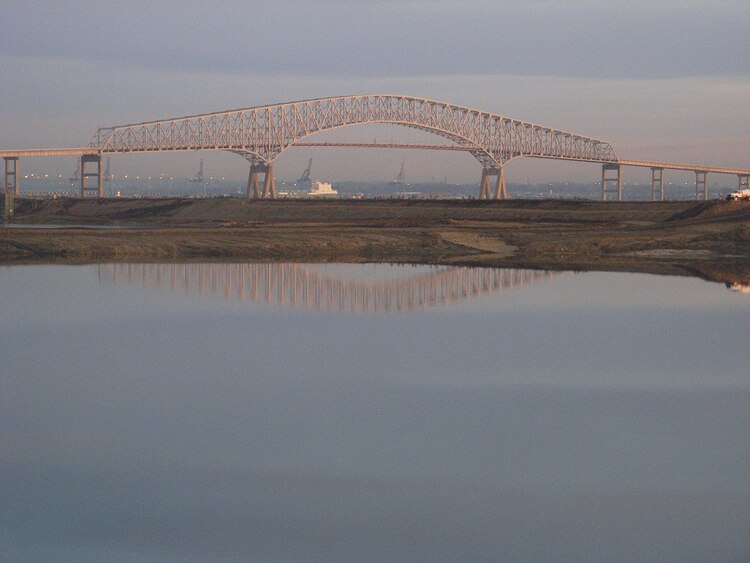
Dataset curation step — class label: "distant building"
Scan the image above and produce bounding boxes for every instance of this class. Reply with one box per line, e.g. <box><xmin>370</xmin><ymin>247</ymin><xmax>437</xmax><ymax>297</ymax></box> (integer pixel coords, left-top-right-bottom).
<box><xmin>394</xmin><ymin>191</ymin><xmax>423</xmax><ymax>199</ymax></box>
<box><xmin>308</xmin><ymin>181</ymin><xmax>339</xmax><ymax>198</ymax></box>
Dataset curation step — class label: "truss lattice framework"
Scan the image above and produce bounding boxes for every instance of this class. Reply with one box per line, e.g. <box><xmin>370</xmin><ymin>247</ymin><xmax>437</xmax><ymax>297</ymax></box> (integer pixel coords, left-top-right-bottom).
<box><xmin>90</xmin><ymin>95</ymin><xmax>618</xmax><ymax>167</ymax></box>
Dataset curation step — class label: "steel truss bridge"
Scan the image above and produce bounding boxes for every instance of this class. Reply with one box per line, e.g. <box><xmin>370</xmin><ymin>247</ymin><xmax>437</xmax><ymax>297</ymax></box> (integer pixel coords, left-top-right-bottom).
<box><xmin>2</xmin><ymin>94</ymin><xmax>749</xmax><ymax>202</ymax></box>
<box><xmin>97</xmin><ymin>263</ymin><xmax>556</xmax><ymax>315</ymax></box>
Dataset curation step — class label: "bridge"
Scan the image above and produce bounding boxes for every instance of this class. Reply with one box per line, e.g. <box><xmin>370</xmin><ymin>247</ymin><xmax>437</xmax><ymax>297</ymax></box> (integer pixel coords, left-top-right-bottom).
<box><xmin>2</xmin><ymin>94</ymin><xmax>749</xmax><ymax>202</ymax></box>
<box><xmin>97</xmin><ymin>263</ymin><xmax>557</xmax><ymax>315</ymax></box>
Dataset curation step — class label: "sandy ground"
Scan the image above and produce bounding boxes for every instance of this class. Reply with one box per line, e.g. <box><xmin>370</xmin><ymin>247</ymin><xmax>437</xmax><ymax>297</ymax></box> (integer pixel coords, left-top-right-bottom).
<box><xmin>1</xmin><ymin>197</ymin><xmax>749</xmax><ymax>284</ymax></box>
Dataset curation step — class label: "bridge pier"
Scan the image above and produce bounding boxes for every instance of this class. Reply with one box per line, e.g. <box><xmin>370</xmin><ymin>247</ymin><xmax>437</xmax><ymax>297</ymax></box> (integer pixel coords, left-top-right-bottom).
<box><xmin>2</xmin><ymin>190</ymin><xmax>12</xmax><ymax>221</ymax></box>
<box><xmin>2</xmin><ymin>187</ymin><xmax>15</xmax><ymax>223</ymax></box>
<box><xmin>4</xmin><ymin>157</ymin><xmax>19</xmax><ymax>196</ymax></box>
<box><xmin>738</xmin><ymin>174</ymin><xmax>748</xmax><ymax>192</ymax></box>
<box><xmin>246</xmin><ymin>163</ymin><xmax>260</xmax><ymax>199</ymax></box>
<box><xmin>80</xmin><ymin>154</ymin><xmax>104</xmax><ymax>198</ymax></box>
<box><xmin>651</xmin><ymin>167</ymin><xmax>664</xmax><ymax>201</ymax></box>
<box><xmin>246</xmin><ymin>161</ymin><xmax>276</xmax><ymax>200</ymax></box>
<box><xmin>479</xmin><ymin>166</ymin><xmax>507</xmax><ymax>200</ymax></box>
<box><xmin>695</xmin><ymin>171</ymin><xmax>708</xmax><ymax>201</ymax></box>
<box><xmin>601</xmin><ymin>163</ymin><xmax>621</xmax><ymax>201</ymax></box>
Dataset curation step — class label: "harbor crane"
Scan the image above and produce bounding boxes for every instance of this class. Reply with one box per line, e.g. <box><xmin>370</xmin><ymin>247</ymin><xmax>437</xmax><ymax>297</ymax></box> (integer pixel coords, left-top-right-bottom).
<box><xmin>297</xmin><ymin>159</ymin><xmax>313</xmax><ymax>184</ymax></box>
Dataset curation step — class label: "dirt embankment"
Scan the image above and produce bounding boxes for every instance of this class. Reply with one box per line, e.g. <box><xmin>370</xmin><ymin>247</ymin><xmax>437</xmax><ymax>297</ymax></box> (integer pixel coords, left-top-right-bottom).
<box><xmin>2</xmin><ymin>197</ymin><xmax>749</xmax><ymax>284</ymax></box>
<box><xmin>10</xmin><ymin>197</ymin><xmax>702</xmax><ymax>226</ymax></box>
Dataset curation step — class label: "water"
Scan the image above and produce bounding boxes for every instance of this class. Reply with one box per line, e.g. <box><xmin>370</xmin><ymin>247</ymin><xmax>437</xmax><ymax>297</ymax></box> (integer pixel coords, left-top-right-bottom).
<box><xmin>1</xmin><ymin>263</ymin><xmax>748</xmax><ymax>562</ymax></box>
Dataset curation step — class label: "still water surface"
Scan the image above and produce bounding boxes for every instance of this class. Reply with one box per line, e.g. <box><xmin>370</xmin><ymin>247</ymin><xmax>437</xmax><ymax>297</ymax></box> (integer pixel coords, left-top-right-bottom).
<box><xmin>1</xmin><ymin>263</ymin><xmax>748</xmax><ymax>562</ymax></box>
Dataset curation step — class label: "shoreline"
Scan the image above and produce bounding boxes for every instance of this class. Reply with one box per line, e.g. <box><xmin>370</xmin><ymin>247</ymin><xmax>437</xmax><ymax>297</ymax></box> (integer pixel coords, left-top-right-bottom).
<box><xmin>2</xmin><ymin>197</ymin><xmax>748</xmax><ymax>285</ymax></box>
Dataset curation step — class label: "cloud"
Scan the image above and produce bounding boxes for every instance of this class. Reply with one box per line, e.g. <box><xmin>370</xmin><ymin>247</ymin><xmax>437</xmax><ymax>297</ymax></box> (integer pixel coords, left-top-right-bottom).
<box><xmin>1</xmin><ymin>1</ymin><xmax>748</xmax><ymax>79</ymax></box>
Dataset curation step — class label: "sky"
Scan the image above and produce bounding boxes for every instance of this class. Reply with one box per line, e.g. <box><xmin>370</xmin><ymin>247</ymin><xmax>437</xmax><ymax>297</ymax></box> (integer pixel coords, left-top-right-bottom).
<box><xmin>1</xmin><ymin>0</ymin><xmax>748</xmax><ymax>184</ymax></box>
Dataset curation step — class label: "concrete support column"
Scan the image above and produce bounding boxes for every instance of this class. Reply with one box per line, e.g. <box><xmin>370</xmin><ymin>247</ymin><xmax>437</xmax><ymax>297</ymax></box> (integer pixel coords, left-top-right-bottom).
<box><xmin>4</xmin><ymin>157</ymin><xmax>19</xmax><ymax>196</ymax></box>
<box><xmin>601</xmin><ymin>163</ymin><xmax>622</xmax><ymax>202</ymax></box>
<box><xmin>80</xmin><ymin>157</ymin><xmax>85</xmax><ymax>198</ymax></box>
<box><xmin>695</xmin><ymin>171</ymin><xmax>708</xmax><ymax>201</ymax></box>
<box><xmin>494</xmin><ymin>166</ymin><xmax>508</xmax><ymax>200</ymax></box>
<box><xmin>81</xmin><ymin>154</ymin><xmax>104</xmax><ymax>198</ymax></box>
<box><xmin>479</xmin><ymin>168</ymin><xmax>489</xmax><ymax>199</ymax></box>
<box><xmin>651</xmin><ymin>167</ymin><xmax>664</xmax><ymax>201</ymax></box>
<box><xmin>98</xmin><ymin>156</ymin><xmax>105</xmax><ymax>198</ymax></box>
<box><xmin>2</xmin><ymin>190</ymin><xmax>12</xmax><ymax>221</ymax></box>
<box><xmin>246</xmin><ymin>161</ymin><xmax>275</xmax><ymax>200</ymax></box>
<box><xmin>246</xmin><ymin>163</ymin><xmax>260</xmax><ymax>199</ymax></box>
<box><xmin>738</xmin><ymin>174</ymin><xmax>749</xmax><ymax>192</ymax></box>
<box><xmin>478</xmin><ymin>166</ymin><xmax>507</xmax><ymax>200</ymax></box>
<box><xmin>263</xmin><ymin>162</ymin><xmax>276</xmax><ymax>199</ymax></box>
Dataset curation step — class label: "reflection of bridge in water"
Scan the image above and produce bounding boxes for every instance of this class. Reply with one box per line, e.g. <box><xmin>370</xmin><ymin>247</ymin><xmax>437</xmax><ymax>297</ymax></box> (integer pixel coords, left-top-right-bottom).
<box><xmin>727</xmin><ymin>283</ymin><xmax>750</xmax><ymax>295</ymax></box>
<box><xmin>97</xmin><ymin>263</ymin><xmax>557</xmax><ymax>314</ymax></box>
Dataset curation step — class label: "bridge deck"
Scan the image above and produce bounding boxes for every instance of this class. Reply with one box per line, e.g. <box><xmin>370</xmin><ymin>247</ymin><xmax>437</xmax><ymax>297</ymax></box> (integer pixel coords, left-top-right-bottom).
<box><xmin>294</xmin><ymin>142</ymin><xmax>471</xmax><ymax>152</ymax></box>
<box><xmin>617</xmin><ymin>159</ymin><xmax>750</xmax><ymax>175</ymax></box>
<box><xmin>0</xmin><ymin>148</ymin><xmax>100</xmax><ymax>158</ymax></box>
<box><xmin>296</xmin><ymin>143</ymin><xmax>750</xmax><ymax>175</ymax></box>
<box><xmin>2</xmin><ymin>145</ymin><xmax>749</xmax><ymax>177</ymax></box>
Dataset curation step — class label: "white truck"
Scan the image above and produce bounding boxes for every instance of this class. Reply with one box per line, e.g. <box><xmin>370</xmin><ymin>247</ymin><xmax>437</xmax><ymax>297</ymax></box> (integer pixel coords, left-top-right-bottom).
<box><xmin>726</xmin><ymin>189</ymin><xmax>750</xmax><ymax>201</ymax></box>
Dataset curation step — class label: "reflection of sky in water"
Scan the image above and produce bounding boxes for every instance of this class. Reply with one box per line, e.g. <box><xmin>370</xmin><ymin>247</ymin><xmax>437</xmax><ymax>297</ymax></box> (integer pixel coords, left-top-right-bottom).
<box><xmin>1</xmin><ymin>264</ymin><xmax>748</xmax><ymax>561</ymax></box>
<box><xmin>297</xmin><ymin>262</ymin><xmax>451</xmax><ymax>281</ymax></box>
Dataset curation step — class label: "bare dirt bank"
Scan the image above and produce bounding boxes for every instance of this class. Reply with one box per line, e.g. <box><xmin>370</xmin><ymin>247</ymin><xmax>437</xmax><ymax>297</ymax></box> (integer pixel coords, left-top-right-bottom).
<box><xmin>2</xmin><ymin>197</ymin><xmax>749</xmax><ymax>284</ymax></box>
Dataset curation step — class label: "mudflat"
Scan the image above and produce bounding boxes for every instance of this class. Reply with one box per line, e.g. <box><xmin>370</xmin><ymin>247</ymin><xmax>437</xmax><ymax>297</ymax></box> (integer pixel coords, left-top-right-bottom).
<box><xmin>2</xmin><ymin>197</ymin><xmax>749</xmax><ymax>284</ymax></box>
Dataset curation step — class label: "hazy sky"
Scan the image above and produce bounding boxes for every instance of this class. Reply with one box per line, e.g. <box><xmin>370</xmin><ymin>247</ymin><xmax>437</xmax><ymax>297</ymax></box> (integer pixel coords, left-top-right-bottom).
<box><xmin>1</xmin><ymin>0</ymin><xmax>748</xmax><ymax>183</ymax></box>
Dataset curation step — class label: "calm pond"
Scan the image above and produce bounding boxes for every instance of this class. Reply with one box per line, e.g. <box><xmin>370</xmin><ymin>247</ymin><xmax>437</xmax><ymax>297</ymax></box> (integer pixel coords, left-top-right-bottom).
<box><xmin>1</xmin><ymin>263</ymin><xmax>748</xmax><ymax>562</ymax></box>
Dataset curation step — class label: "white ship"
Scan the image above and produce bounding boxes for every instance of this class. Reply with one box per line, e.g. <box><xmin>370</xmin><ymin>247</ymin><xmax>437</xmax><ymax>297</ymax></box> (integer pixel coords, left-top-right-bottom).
<box><xmin>308</xmin><ymin>181</ymin><xmax>338</xmax><ymax>198</ymax></box>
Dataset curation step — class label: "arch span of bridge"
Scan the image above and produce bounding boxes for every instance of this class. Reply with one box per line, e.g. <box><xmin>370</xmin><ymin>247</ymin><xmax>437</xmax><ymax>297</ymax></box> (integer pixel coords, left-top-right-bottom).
<box><xmin>2</xmin><ymin>94</ymin><xmax>749</xmax><ymax>202</ymax></box>
<box><xmin>88</xmin><ymin>94</ymin><xmax>618</xmax><ymax>200</ymax></box>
